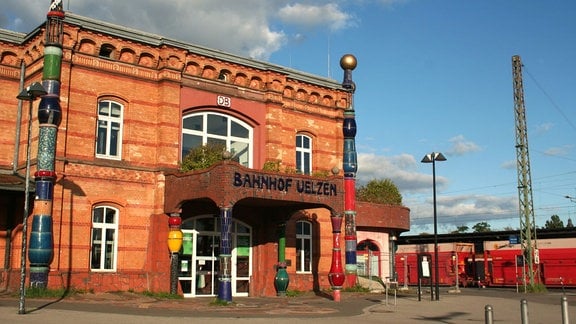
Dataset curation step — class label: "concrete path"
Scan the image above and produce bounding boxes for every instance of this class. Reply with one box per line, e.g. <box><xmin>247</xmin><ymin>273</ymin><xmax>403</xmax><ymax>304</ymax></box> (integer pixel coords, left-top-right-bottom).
<box><xmin>1</xmin><ymin>287</ymin><xmax>575</xmax><ymax>323</ymax></box>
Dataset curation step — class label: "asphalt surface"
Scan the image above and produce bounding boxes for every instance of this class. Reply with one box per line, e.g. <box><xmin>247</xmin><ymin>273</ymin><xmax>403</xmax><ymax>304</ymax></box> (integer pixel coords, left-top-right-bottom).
<box><xmin>1</xmin><ymin>287</ymin><xmax>575</xmax><ymax>323</ymax></box>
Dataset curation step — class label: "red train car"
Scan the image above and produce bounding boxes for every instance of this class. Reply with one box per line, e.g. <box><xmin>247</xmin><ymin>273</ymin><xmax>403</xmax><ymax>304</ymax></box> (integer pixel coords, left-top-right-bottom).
<box><xmin>395</xmin><ymin>233</ymin><xmax>576</xmax><ymax>289</ymax></box>
<box><xmin>484</xmin><ymin>237</ymin><xmax>576</xmax><ymax>288</ymax></box>
<box><xmin>395</xmin><ymin>243</ymin><xmax>474</xmax><ymax>287</ymax></box>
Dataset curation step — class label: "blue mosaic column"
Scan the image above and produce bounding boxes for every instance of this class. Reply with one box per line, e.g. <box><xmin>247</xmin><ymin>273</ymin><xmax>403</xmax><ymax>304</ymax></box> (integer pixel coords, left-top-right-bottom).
<box><xmin>217</xmin><ymin>207</ymin><xmax>232</xmax><ymax>302</ymax></box>
<box><xmin>28</xmin><ymin>0</ymin><xmax>64</xmax><ymax>288</ymax></box>
<box><xmin>340</xmin><ymin>54</ymin><xmax>358</xmax><ymax>288</ymax></box>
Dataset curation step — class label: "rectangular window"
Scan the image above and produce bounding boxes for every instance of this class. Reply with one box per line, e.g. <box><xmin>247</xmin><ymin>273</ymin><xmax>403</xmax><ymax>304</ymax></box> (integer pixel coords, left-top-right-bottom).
<box><xmin>296</xmin><ymin>221</ymin><xmax>312</xmax><ymax>273</ymax></box>
<box><xmin>96</xmin><ymin>101</ymin><xmax>123</xmax><ymax>160</ymax></box>
<box><xmin>90</xmin><ymin>206</ymin><xmax>118</xmax><ymax>271</ymax></box>
<box><xmin>296</xmin><ymin>134</ymin><xmax>312</xmax><ymax>175</ymax></box>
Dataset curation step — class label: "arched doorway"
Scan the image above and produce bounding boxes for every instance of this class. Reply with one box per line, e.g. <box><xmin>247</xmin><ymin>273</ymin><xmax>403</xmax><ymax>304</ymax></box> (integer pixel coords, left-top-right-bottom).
<box><xmin>178</xmin><ymin>215</ymin><xmax>252</xmax><ymax>297</ymax></box>
<box><xmin>357</xmin><ymin>239</ymin><xmax>381</xmax><ymax>278</ymax></box>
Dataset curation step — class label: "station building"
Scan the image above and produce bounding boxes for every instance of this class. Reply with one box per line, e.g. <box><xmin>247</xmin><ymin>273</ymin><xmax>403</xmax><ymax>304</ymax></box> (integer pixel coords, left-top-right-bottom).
<box><xmin>0</xmin><ymin>13</ymin><xmax>410</xmax><ymax>298</ymax></box>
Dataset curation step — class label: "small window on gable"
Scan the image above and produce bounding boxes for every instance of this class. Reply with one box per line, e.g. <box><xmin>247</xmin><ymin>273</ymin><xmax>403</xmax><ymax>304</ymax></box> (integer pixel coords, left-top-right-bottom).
<box><xmin>99</xmin><ymin>44</ymin><xmax>114</xmax><ymax>59</ymax></box>
<box><xmin>218</xmin><ymin>70</ymin><xmax>230</xmax><ymax>82</ymax></box>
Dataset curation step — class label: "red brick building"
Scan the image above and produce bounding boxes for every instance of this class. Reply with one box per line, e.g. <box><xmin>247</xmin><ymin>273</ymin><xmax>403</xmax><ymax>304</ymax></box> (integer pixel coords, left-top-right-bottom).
<box><xmin>0</xmin><ymin>13</ymin><xmax>409</xmax><ymax>298</ymax></box>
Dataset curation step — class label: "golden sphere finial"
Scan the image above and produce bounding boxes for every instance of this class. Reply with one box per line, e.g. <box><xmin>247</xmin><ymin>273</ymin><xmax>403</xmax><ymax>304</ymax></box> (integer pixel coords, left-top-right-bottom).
<box><xmin>340</xmin><ymin>54</ymin><xmax>357</xmax><ymax>70</ymax></box>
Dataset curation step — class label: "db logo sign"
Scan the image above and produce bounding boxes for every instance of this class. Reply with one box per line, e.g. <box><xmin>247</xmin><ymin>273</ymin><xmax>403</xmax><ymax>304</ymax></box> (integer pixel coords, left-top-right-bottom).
<box><xmin>217</xmin><ymin>95</ymin><xmax>231</xmax><ymax>107</ymax></box>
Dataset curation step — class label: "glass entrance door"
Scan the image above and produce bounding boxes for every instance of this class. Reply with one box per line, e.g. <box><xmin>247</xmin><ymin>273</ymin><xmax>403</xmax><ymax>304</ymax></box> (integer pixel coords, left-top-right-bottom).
<box><xmin>195</xmin><ymin>234</ymin><xmax>219</xmax><ymax>296</ymax></box>
<box><xmin>178</xmin><ymin>216</ymin><xmax>251</xmax><ymax>297</ymax></box>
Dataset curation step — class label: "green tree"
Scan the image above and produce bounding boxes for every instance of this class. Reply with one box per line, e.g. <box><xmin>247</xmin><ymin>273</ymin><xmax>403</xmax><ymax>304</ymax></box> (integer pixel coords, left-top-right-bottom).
<box><xmin>567</xmin><ymin>218</ymin><xmax>574</xmax><ymax>229</ymax></box>
<box><xmin>472</xmin><ymin>221</ymin><xmax>491</xmax><ymax>233</ymax></box>
<box><xmin>451</xmin><ymin>225</ymin><xmax>469</xmax><ymax>234</ymax></box>
<box><xmin>356</xmin><ymin>179</ymin><xmax>402</xmax><ymax>205</ymax></box>
<box><xmin>544</xmin><ymin>214</ymin><xmax>564</xmax><ymax>229</ymax></box>
<box><xmin>181</xmin><ymin>143</ymin><xmax>226</xmax><ymax>172</ymax></box>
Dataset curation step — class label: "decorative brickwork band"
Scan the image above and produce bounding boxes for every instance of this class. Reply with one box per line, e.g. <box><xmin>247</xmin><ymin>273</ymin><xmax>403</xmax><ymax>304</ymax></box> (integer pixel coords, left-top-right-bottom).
<box><xmin>28</xmin><ymin>0</ymin><xmax>64</xmax><ymax>288</ymax></box>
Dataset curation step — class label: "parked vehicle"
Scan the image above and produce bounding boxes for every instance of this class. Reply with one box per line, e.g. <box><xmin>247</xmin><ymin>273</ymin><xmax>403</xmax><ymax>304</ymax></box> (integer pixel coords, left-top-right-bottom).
<box><xmin>395</xmin><ymin>231</ymin><xmax>576</xmax><ymax>289</ymax></box>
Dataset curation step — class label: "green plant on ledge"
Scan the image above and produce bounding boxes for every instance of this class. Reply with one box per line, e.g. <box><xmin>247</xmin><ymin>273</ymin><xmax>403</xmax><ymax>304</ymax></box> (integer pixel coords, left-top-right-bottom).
<box><xmin>262</xmin><ymin>160</ymin><xmax>281</xmax><ymax>172</ymax></box>
<box><xmin>181</xmin><ymin>143</ymin><xmax>226</xmax><ymax>172</ymax></box>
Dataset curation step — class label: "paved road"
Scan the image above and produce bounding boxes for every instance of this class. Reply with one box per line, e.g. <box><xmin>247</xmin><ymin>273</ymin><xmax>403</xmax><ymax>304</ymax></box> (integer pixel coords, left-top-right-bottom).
<box><xmin>1</xmin><ymin>287</ymin><xmax>575</xmax><ymax>323</ymax></box>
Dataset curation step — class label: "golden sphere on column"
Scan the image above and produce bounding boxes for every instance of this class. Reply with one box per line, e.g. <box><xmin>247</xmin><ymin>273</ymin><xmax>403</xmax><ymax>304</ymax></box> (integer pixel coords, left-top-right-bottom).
<box><xmin>340</xmin><ymin>54</ymin><xmax>357</xmax><ymax>70</ymax></box>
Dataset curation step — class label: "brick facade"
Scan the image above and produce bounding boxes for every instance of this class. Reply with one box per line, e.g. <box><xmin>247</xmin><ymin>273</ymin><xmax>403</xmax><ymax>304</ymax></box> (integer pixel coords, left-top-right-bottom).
<box><xmin>0</xmin><ymin>13</ymin><xmax>409</xmax><ymax>297</ymax></box>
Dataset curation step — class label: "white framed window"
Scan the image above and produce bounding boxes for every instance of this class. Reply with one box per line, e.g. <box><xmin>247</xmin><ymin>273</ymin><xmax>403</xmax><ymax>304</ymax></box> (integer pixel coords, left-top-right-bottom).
<box><xmin>96</xmin><ymin>100</ymin><xmax>123</xmax><ymax>160</ymax></box>
<box><xmin>296</xmin><ymin>220</ymin><xmax>312</xmax><ymax>273</ymax></box>
<box><xmin>296</xmin><ymin>134</ymin><xmax>312</xmax><ymax>174</ymax></box>
<box><xmin>90</xmin><ymin>206</ymin><xmax>119</xmax><ymax>271</ymax></box>
<box><xmin>182</xmin><ymin>112</ymin><xmax>253</xmax><ymax>167</ymax></box>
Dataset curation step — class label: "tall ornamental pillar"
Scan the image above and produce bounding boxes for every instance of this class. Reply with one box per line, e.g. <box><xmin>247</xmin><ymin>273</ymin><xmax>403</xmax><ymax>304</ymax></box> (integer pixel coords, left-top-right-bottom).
<box><xmin>328</xmin><ymin>212</ymin><xmax>345</xmax><ymax>302</ymax></box>
<box><xmin>274</xmin><ymin>222</ymin><xmax>289</xmax><ymax>296</ymax></box>
<box><xmin>28</xmin><ymin>0</ymin><xmax>64</xmax><ymax>288</ymax></box>
<box><xmin>340</xmin><ymin>54</ymin><xmax>358</xmax><ymax>288</ymax></box>
<box><xmin>217</xmin><ymin>207</ymin><xmax>232</xmax><ymax>302</ymax></box>
<box><xmin>167</xmin><ymin>214</ymin><xmax>183</xmax><ymax>294</ymax></box>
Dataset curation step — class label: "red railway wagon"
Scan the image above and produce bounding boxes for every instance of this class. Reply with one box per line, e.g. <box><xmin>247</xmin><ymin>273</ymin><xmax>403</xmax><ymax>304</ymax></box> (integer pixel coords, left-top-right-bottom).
<box><xmin>486</xmin><ymin>246</ymin><xmax>576</xmax><ymax>288</ymax></box>
<box><xmin>395</xmin><ymin>243</ymin><xmax>474</xmax><ymax>287</ymax></box>
<box><xmin>395</xmin><ymin>238</ymin><xmax>576</xmax><ymax>288</ymax></box>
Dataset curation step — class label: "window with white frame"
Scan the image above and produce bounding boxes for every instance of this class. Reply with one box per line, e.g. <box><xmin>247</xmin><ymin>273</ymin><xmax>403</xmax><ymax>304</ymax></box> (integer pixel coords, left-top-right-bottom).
<box><xmin>90</xmin><ymin>206</ymin><xmax>118</xmax><ymax>271</ymax></box>
<box><xmin>181</xmin><ymin>112</ymin><xmax>252</xmax><ymax>167</ymax></box>
<box><xmin>296</xmin><ymin>134</ymin><xmax>312</xmax><ymax>174</ymax></box>
<box><xmin>96</xmin><ymin>100</ymin><xmax>123</xmax><ymax>159</ymax></box>
<box><xmin>296</xmin><ymin>220</ymin><xmax>312</xmax><ymax>273</ymax></box>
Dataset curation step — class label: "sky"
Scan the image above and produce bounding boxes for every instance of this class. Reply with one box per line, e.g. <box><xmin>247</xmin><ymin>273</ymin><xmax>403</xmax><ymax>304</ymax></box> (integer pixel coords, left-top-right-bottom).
<box><xmin>2</xmin><ymin>0</ymin><xmax>575</xmax><ymax>235</ymax></box>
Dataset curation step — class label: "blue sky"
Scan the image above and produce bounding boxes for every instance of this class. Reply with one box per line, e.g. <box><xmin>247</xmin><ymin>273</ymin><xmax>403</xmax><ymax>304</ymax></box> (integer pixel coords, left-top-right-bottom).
<box><xmin>3</xmin><ymin>0</ymin><xmax>575</xmax><ymax>234</ymax></box>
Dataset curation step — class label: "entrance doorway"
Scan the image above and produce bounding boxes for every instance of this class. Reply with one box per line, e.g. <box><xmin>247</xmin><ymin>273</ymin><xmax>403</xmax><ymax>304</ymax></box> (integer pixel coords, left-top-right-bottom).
<box><xmin>178</xmin><ymin>215</ymin><xmax>252</xmax><ymax>297</ymax></box>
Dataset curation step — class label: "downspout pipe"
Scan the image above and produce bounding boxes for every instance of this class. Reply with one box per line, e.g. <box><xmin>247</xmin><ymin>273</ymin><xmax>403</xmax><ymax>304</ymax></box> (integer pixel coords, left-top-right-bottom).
<box><xmin>13</xmin><ymin>61</ymin><xmax>26</xmax><ymax>173</ymax></box>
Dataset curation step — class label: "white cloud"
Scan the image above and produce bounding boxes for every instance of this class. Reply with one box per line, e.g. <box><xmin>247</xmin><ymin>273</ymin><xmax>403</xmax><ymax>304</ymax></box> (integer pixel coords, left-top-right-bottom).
<box><xmin>409</xmin><ymin>194</ymin><xmax>518</xmax><ymax>229</ymax></box>
<box><xmin>447</xmin><ymin>134</ymin><xmax>481</xmax><ymax>156</ymax></box>
<box><xmin>2</xmin><ymin>0</ymin><xmax>358</xmax><ymax>61</ymax></box>
<box><xmin>535</xmin><ymin>122</ymin><xmax>554</xmax><ymax>135</ymax></box>
<box><xmin>500</xmin><ymin>160</ymin><xmax>516</xmax><ymax>170</ymax></box>
<box><xmin>277</xmin><ymin>3</ymin><xmax>354</xmax><ymax>31</ymax></box>
<box><xmin>357</xmin><ymin>152</ymin><xmax>448</xmax><ymax>193</ymax></box>
<box><xmin>543</xmin><ymin>145</ymin><xmax>573</xmax><ymax>157</ymax></box>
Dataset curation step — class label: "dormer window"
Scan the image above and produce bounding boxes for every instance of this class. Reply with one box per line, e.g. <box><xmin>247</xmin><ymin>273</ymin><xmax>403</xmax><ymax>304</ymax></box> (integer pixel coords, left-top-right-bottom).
<box><xmin>99</xmin><ymin>44</ymin><xmax>114</xmax><ymax>59</ymax></box>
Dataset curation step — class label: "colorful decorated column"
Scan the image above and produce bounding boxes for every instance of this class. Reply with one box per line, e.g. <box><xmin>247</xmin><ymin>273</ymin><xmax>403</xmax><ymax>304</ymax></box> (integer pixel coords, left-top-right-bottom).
<box><xmin>340</xmin><ymin>54</ymin><xmax>358</xmax><ymax>288</ymax></box>
<box><xmin>274</xmin><ymin>223</ymin><xmax>289</xmax><ymax>296</ymax></box>
<box><xmin>28</xmin><ymin>0</ymin><xmax>64</xmax><ymax>288</ymax></box>
<box><xmin>217</xmin><ymin>207</ymin><xmax>232</xmax><ymax>302</ymax></box>
<box><xmin>167</xmin><ymin>213</ymin><xmax>183</xmax><ymax>294</ymax></box>
<box><xmin>328</xmin><ymin>211</ymin><xmax>345</xmax><ymax>302</ymax></box>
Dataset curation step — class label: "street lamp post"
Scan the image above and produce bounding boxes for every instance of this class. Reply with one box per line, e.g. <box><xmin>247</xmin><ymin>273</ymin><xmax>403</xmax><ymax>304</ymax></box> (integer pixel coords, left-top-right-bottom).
<box><xmin>16</xmin><ymin>82</ymin><xmax>47</xmax><ymax>314</ymax></box>
<box><xmin>421</xmin><ymin>152</ymin><xmax>447</xmax><ymax>301</ymax></box>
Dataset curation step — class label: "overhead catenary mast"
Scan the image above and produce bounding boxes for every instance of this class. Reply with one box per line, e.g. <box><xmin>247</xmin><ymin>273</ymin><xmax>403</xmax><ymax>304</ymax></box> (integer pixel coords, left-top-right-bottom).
<box><xmin>511</xmin><ymin>55</ymin><xmax>538</xmax><ymax>290</ymax></box>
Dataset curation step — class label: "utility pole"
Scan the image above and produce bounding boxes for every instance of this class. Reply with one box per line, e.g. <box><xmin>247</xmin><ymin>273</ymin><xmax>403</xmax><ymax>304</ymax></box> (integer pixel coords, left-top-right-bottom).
<box><xmin>512</xmin><ymin>55</ymin><xmax>538</xmax><ymax>290</ymax></box>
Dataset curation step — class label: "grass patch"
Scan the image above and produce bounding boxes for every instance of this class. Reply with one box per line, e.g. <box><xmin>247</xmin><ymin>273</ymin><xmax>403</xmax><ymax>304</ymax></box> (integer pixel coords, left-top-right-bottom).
<box><xmin>285</xmin><ymin>289</ymin><xmax>305</xmax><ymax>297</ymax></box>
<box><xmin>342</xmin><ymin>284</ymin><xmax>370</xmax><ymax>293</ymax></box>
<box><xmin>210</xmin><ymin>298</ymin><xmax>235</xmax><ymax>306</ymax></box>
<box><xmin>25</xmin><ymin>287</ymin><xmax>83</xmax><ymax>299</ymax></box>
<box><xmin>140</xmin><ymin>290</ymin><xmax>183</xmax><ymax>299</ymax></box>
<box><xmin>526</xmin><ymin>283</ymin><xmax>548</xmax><ymax>293</ymax></box>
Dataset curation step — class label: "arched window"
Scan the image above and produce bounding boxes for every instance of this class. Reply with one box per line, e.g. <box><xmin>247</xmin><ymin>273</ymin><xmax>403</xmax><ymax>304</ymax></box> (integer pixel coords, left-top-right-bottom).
<box><xmin>90</xmin><ymin>206</ymin><xmax>119</xmax><ymax>271</ymax></box>
<box><xmin>296</xmin><ymin>134</ymin><xmax>312</xmax><ymax>175</ymax></box>
<box><xmin>182</xmin><ymin>112</ymin><xmax>252</xmax><ymax>167</ymax></box>
<box><xmin>96</xmin><ymin>100</ymin><xmax>123</xmax><ymax>160</ymax></box>
<box><xmin>296</xmin><ymin>220</ymin><xmax>312</xmax><ymax>273</ymax></box>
